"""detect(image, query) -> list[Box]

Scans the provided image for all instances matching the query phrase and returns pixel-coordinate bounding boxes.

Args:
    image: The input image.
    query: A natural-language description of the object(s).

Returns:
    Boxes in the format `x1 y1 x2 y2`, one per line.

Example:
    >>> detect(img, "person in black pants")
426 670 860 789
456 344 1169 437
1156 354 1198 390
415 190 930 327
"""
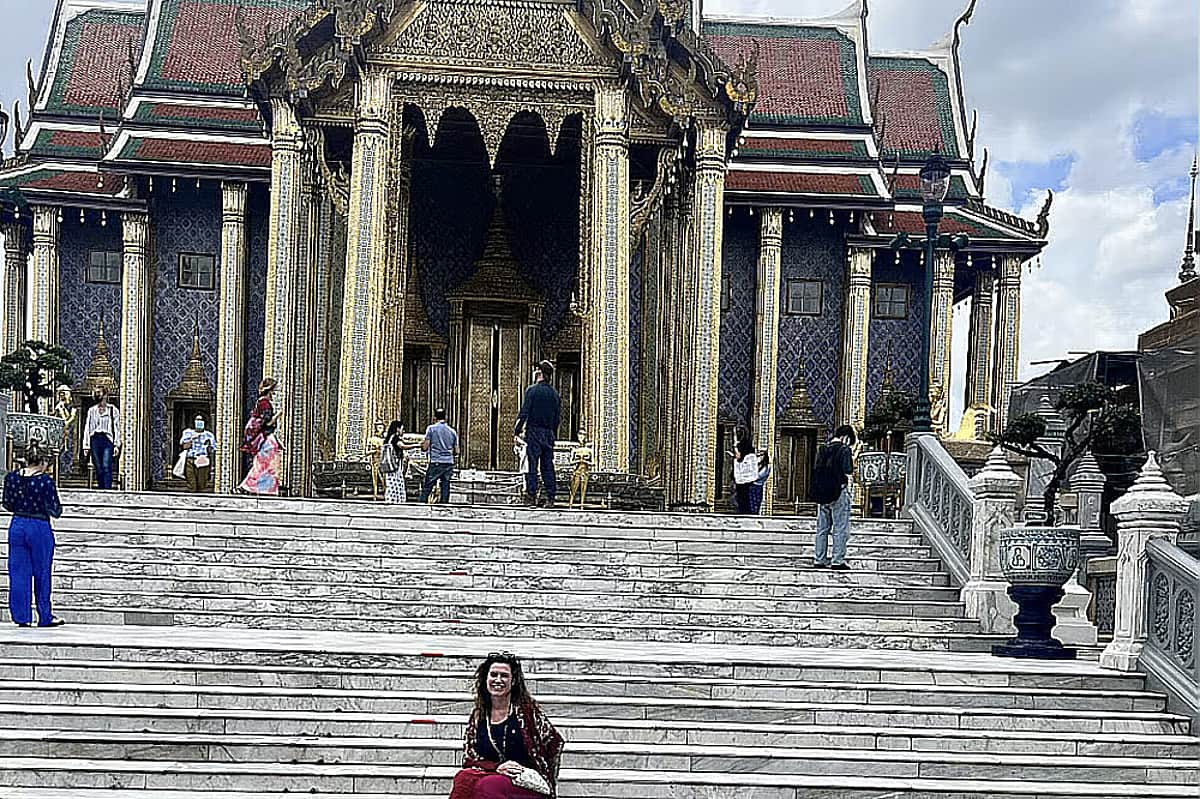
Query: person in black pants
515 360 561 507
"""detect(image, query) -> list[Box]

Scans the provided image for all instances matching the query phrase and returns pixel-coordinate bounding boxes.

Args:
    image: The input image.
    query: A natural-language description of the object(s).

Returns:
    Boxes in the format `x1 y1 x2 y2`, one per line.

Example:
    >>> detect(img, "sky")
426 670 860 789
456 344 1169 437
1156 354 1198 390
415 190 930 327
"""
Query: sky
0 0 1196 425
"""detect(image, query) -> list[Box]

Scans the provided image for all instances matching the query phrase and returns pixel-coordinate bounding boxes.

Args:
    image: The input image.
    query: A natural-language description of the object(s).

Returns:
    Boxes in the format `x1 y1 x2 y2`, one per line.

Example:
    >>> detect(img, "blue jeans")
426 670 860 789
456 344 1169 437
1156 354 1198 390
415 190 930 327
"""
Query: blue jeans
7 516 55 626
91 433 115 490
420 462 454 504
814 487 851 566
524 427 557 501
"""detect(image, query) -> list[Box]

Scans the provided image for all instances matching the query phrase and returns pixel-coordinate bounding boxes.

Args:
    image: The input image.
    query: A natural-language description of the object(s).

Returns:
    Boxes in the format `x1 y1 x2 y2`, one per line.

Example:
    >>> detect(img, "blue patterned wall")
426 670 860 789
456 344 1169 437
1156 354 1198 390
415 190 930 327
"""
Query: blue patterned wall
718 212 756 425
57 213 124 472
776 217 846 434
867 251 926 409
149 184 222 481
243 186 269 420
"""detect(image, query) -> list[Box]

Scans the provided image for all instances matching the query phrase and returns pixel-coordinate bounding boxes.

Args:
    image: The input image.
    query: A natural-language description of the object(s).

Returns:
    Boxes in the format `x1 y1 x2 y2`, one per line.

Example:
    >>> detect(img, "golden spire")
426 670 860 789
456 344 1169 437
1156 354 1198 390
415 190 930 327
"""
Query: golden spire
82 319 117 394
779 356 819 430
1180 154 1197 283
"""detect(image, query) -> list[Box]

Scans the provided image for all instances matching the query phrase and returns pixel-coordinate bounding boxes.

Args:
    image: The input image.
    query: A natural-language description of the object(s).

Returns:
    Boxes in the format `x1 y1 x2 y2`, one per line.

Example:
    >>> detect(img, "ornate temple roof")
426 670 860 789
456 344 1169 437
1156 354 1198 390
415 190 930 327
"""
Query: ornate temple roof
869 54 964 160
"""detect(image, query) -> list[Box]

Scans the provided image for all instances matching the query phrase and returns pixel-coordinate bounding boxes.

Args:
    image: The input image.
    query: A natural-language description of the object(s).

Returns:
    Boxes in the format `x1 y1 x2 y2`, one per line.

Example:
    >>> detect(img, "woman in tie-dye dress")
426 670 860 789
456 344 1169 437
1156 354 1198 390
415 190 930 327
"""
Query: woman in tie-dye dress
238 378 282 496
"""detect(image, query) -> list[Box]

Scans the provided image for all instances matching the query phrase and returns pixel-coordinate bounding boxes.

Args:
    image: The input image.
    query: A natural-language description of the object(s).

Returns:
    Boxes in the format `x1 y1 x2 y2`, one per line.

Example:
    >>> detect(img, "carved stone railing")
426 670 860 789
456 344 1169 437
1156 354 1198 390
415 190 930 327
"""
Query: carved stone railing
905 433 974 585
1144 538 1198 721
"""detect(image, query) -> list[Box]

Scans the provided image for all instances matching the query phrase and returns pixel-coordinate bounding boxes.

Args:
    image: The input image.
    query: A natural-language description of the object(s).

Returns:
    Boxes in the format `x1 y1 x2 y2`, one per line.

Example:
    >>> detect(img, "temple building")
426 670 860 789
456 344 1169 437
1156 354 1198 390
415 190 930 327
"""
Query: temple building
0 0 1048 507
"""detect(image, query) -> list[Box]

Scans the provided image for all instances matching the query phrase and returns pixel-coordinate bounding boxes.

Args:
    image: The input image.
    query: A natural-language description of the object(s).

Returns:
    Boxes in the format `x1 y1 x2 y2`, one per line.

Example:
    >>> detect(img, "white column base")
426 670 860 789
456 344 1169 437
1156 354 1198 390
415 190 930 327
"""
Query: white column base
1052 575 1098 646
961 579 1016 634
1099 639 1144 672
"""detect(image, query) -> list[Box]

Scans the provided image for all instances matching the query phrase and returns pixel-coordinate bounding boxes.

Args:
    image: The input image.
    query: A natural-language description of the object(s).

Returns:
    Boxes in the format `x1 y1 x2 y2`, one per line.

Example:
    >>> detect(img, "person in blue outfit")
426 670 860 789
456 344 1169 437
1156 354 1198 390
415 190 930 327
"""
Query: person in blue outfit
4 443 65 628
514 360 561 508
420 408 459 504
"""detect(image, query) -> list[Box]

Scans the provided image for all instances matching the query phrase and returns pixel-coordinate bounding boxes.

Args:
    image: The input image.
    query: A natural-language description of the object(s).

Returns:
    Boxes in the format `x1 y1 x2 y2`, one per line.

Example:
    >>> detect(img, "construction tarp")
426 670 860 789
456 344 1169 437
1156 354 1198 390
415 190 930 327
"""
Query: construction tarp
1138 335 1200 498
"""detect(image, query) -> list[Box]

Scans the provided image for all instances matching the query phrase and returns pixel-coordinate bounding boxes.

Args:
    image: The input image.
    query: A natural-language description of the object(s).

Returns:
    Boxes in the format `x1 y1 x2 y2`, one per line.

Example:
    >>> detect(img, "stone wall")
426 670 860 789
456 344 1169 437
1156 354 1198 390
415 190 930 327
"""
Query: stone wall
718 212 756 426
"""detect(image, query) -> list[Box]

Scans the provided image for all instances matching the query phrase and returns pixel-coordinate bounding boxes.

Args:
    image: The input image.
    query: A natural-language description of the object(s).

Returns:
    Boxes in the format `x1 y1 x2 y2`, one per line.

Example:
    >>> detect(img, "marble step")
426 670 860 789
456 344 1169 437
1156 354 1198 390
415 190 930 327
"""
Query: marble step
0 680 1181 733
0 732 1193 785
4 704 1193 759
3 758 1198 798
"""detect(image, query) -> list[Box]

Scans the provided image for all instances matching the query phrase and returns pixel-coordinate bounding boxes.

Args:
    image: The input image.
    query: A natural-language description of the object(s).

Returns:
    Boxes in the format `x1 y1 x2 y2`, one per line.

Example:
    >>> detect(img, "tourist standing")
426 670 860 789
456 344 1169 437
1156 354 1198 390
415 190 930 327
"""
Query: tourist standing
179 415 216 493
420 408 458 504
83 386 120 490
514 360 561 507
448 652 563 799
380 420 417 504
4 444 65 628
811 424 856 571
750 450 771 515
729 425 758 514
239 378 282 496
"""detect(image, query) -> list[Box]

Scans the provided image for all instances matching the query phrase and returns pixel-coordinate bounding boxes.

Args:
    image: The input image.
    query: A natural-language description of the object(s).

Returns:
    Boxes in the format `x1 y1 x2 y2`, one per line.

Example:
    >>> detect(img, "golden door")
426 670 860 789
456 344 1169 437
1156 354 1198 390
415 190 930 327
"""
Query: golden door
463 317 527 470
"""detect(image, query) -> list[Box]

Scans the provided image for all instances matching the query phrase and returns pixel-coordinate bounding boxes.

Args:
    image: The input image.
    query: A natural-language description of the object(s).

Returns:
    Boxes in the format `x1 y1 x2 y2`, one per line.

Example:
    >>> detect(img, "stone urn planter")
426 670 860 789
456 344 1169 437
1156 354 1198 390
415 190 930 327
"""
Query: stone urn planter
993 524 1081 659
7 412 66 456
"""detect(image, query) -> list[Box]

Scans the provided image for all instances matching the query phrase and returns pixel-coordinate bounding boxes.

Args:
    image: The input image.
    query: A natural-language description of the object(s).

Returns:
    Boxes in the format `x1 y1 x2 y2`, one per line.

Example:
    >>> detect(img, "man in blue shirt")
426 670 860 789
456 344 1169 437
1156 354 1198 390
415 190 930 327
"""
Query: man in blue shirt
420 408 459 504
515 360 561 507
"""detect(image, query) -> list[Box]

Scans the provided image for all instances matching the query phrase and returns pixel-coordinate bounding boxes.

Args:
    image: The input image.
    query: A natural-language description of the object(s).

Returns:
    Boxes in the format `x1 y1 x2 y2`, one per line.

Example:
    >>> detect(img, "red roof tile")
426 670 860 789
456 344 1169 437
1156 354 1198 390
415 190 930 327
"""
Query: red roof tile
704 21 864 127
869 57 959 158
43 9 144 118
133 102 263 132
118 136 272 168
874 210 1015 239
0 168 124 197
727 170 878 196
29 129 109 159
737 136 869 161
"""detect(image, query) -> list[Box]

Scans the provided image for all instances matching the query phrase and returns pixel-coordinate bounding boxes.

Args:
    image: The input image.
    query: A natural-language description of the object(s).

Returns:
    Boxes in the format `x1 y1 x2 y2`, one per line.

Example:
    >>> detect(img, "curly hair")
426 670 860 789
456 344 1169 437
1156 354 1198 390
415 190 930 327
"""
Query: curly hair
472 652 532 717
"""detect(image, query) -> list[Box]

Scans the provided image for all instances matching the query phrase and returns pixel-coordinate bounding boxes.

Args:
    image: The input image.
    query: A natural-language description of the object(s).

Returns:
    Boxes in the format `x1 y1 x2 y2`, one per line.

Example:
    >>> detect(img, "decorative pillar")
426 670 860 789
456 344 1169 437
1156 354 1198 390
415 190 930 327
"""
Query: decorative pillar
336 68 391 460
1100 452 1188 671
376 123 413 427
678 119 728 507
119 211 152 491
929 251 956 435
1073 450 1111 557
752 207 783 513
637 207 664 473
991 254 1022 427
588 82 631 472
214 181 248 494
964 268 996 435
838 247 873 431
29 206 60 344
2 224 27 354
304 158 334 470
962 447 1020 633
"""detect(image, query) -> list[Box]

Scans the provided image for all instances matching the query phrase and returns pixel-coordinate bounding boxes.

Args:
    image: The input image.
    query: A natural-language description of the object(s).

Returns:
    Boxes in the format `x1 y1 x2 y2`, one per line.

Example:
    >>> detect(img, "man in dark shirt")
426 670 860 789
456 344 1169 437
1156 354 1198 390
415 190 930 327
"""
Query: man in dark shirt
812 424 857 571
515 360 561 507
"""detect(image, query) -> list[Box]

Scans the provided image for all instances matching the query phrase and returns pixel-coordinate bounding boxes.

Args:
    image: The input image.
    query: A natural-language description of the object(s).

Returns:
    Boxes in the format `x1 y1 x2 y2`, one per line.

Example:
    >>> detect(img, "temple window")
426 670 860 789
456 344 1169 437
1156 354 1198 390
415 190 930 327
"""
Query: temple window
720 273 731 313
784 279 822 316
178 253 216 290
85 250 122 285
874 283 910 320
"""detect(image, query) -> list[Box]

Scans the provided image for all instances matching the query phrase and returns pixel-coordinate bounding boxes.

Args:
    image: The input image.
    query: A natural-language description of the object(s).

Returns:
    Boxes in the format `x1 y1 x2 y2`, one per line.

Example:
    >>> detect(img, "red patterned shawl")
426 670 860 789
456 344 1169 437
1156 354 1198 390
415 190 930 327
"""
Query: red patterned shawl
457 701 564 797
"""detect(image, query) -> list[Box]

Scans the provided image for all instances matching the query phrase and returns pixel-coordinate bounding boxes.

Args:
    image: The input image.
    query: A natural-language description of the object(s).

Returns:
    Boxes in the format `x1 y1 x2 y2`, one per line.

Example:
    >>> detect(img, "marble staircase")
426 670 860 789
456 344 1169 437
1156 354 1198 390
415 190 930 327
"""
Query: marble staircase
0 492 1196 798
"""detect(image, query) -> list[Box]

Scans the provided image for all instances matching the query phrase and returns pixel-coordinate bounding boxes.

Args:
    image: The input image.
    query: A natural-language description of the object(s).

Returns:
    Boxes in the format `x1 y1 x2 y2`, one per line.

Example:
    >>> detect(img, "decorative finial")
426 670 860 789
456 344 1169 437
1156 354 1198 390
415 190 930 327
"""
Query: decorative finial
1126 451 1172 495
1179 155 1197 283
1035 189 1053 238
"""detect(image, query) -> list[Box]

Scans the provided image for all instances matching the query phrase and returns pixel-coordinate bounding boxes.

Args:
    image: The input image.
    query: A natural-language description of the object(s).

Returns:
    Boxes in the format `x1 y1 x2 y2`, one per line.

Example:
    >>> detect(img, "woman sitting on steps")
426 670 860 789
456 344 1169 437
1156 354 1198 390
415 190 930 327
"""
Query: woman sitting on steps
449 652 564 799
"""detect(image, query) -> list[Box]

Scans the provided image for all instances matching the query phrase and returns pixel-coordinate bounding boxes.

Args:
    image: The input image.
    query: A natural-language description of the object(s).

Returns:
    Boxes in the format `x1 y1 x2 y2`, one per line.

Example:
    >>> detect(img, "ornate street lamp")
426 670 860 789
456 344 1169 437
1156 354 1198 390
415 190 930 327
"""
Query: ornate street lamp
891 152 968 434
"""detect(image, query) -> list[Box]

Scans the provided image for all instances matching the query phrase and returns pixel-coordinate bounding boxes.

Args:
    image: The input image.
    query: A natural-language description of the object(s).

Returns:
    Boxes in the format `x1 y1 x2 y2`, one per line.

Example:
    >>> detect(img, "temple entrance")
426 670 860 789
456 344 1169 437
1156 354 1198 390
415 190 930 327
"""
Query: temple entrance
462 311 531 470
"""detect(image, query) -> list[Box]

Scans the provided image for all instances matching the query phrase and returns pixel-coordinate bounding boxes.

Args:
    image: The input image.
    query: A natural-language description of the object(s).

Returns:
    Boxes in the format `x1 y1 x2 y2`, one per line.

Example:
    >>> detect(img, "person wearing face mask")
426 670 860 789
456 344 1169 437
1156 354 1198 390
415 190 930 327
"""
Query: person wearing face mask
178 415 217 493
83 386 121 490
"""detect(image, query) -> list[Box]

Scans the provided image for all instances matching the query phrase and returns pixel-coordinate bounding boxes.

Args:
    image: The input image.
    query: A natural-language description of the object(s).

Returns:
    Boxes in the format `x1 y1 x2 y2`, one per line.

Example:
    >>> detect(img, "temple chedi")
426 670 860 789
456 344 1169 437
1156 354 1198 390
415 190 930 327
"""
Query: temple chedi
0 0 1048 506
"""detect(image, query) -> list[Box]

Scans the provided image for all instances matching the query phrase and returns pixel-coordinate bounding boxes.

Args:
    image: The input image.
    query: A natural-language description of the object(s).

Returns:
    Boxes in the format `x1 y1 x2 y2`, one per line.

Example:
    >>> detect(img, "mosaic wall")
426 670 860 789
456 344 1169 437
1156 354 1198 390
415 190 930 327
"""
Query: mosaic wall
866 251 926 408
244 186 269 420
57 213 124 472
148 184 222 481
718 212 757 425
776 217 846 434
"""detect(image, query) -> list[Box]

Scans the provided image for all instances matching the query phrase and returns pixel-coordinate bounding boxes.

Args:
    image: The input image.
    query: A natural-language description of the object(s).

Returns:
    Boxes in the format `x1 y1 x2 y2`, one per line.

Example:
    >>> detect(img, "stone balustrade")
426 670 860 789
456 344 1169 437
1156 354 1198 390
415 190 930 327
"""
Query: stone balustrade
905 432 976 586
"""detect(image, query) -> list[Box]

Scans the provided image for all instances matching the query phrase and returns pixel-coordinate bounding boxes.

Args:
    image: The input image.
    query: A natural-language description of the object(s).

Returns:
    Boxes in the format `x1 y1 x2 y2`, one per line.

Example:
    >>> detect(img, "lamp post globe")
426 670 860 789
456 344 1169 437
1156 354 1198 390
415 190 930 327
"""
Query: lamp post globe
914 152 951 434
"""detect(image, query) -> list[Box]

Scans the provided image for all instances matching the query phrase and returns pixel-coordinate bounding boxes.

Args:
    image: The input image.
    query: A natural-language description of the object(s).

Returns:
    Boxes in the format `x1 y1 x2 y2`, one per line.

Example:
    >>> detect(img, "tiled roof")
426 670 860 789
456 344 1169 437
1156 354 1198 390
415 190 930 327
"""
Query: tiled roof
873 209 1025 240
28 128 109 160
141 0 309 96
130 101 263 133
726 170 880 197
869 56 959 158
42 8 144 118
115 135 272 168
704 21 864 127
0 167 124 197
737 135 871 162
890 173 972 202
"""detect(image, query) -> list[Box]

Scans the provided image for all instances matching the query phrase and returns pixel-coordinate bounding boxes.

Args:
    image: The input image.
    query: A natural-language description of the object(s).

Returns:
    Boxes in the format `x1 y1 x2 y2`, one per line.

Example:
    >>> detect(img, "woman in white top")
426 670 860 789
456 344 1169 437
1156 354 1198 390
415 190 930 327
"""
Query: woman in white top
83 387 121 490
729 425 759 515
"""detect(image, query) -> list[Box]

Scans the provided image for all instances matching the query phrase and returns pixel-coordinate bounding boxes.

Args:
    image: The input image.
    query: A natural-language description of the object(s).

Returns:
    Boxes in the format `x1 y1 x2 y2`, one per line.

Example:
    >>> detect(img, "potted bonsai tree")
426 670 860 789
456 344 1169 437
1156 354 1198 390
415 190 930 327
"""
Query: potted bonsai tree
988 382 1142 659
0 340 74 454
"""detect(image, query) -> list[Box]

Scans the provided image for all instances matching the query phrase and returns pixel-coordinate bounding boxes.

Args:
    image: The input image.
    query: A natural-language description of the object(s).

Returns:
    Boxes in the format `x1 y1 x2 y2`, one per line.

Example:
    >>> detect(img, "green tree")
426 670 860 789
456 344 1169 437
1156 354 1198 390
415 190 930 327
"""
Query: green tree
991 383 1142 522
0 340 74 414
862 390 915 451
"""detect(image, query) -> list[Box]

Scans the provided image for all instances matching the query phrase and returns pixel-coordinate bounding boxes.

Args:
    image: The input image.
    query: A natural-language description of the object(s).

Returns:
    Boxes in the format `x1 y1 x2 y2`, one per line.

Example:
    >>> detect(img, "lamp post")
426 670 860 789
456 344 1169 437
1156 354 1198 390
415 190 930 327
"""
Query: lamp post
891 153 967 434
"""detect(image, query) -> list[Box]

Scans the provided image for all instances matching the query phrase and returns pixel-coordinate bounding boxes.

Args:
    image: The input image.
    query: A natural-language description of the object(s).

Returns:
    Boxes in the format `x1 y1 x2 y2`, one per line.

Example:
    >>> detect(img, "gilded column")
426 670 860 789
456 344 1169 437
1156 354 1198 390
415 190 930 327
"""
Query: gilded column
119 211 152 491
306 171 334 465
288 158 320 496
838 247 873 431
29 207 60 344
337 67 391 459
588 82 631 472
215 181 248 493
262 97 305 486
2 224 27 353
679 120 728 507
752 207 783 513
964 267 996 435
991 254 1023 428
638 207 664 473
377 123 412 426
929 250 956 435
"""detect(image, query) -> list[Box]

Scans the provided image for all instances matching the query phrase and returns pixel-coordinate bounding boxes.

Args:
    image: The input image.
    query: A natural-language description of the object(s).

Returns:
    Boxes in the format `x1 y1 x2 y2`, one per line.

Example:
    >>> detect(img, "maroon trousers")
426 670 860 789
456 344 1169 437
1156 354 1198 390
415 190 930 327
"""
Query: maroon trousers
450 768 544 799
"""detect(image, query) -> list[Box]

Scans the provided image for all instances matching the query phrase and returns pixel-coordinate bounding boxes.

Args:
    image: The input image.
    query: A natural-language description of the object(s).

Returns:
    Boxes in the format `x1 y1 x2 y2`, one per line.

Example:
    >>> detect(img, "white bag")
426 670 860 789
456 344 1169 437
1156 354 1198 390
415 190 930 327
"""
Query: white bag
172 452 188 480
512 767 551 795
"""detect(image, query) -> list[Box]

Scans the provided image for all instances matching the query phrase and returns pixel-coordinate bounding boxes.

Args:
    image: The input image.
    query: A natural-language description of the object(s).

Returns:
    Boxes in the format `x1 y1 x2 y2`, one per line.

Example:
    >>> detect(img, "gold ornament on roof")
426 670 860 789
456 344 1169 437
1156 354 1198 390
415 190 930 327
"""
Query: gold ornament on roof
73 319 118 401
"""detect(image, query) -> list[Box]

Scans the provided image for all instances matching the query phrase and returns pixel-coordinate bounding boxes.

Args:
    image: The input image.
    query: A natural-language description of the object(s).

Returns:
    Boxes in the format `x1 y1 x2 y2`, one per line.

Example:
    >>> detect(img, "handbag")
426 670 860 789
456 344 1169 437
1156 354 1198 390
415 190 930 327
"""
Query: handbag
172 452 188 480
512 767 551 795
379 444 400 474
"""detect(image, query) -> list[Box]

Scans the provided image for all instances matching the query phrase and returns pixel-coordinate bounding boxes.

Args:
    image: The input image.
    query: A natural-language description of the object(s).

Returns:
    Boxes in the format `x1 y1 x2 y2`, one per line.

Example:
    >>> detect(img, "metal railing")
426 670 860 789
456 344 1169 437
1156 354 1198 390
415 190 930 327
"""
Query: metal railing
906 434 974 584
1144 538 1199 717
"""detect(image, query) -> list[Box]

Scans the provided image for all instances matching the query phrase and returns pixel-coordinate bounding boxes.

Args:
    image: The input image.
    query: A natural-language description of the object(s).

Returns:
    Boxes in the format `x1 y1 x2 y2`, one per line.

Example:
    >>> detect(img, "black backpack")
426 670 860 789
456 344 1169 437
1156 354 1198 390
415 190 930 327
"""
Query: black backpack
810 442 847 505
